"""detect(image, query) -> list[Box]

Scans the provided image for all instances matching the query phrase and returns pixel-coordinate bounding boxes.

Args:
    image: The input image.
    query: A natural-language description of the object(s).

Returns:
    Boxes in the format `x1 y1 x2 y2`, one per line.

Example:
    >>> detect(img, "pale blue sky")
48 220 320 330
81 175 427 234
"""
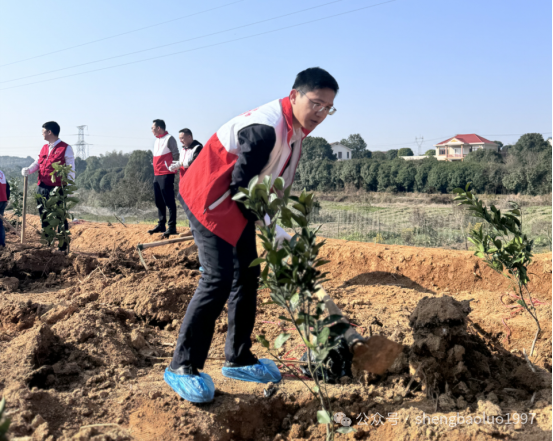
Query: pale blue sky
0 0 551 158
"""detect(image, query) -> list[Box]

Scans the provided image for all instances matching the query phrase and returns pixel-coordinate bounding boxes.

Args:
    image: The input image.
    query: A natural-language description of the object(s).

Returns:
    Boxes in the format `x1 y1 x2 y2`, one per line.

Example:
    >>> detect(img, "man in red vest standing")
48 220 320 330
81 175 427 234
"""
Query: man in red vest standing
149 119 179 238
164 67 339 403
0 169 10 247
22 121 75 250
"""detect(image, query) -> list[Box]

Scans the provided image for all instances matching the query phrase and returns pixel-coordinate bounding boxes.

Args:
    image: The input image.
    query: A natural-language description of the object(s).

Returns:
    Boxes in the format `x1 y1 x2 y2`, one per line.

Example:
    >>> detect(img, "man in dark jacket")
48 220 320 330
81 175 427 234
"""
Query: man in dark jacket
165 67 339 403
169 128 203 210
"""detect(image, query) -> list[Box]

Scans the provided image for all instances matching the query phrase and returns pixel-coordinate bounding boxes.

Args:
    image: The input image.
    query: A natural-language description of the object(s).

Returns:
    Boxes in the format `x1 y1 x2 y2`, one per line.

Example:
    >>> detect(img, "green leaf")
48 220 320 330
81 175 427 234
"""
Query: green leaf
248 176 259 191
312 385 319 393
256 334 270 349
249 257 265 267
0 397 5 414
232 192 247 201
274 332 291 349
517 299 527 308
278 315 292 322
316 410 331 424
317 327 330 345
273 177 285 191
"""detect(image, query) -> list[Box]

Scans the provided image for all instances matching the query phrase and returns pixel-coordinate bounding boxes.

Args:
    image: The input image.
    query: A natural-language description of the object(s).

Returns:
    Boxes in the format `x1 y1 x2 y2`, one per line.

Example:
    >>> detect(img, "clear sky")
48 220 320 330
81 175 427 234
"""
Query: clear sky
0 0 551 158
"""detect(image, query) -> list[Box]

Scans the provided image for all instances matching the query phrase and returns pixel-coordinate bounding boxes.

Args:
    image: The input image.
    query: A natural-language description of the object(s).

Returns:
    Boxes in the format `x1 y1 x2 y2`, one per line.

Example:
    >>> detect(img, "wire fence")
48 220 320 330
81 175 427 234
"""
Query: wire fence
301 204 553 253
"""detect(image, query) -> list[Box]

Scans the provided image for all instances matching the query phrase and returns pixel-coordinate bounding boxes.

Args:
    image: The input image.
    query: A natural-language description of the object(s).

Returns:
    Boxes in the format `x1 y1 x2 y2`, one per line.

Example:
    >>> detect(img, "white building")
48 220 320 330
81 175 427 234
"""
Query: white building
330 142 352 160
434 134 499 161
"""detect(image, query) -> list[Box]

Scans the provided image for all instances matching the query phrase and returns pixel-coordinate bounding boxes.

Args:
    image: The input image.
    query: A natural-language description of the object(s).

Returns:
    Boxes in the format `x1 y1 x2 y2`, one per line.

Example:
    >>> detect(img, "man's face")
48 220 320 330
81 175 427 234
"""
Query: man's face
42 128 54 141
290 87 336 132
179 133 193 147
151 123 164 137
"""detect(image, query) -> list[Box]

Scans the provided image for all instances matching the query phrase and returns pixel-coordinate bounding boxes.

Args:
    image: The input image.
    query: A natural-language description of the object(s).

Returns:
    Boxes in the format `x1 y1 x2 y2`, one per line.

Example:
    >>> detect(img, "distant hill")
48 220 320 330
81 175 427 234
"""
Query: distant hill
0 156 35 170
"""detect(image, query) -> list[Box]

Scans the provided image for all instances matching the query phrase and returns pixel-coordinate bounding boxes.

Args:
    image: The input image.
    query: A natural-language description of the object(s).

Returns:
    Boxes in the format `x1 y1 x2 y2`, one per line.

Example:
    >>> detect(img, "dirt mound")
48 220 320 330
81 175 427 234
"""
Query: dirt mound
406 296 534 409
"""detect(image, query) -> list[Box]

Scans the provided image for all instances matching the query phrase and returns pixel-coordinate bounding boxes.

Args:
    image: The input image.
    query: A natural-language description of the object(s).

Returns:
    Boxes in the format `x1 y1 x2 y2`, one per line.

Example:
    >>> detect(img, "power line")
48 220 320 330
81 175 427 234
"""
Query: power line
0 0 398 91
0 0 246 68
1 0 351 84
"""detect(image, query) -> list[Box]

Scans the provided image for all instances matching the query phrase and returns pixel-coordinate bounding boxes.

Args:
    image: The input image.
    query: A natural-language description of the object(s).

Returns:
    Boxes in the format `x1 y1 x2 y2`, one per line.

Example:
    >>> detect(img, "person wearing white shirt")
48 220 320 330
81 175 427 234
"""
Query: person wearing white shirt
21 121 75 250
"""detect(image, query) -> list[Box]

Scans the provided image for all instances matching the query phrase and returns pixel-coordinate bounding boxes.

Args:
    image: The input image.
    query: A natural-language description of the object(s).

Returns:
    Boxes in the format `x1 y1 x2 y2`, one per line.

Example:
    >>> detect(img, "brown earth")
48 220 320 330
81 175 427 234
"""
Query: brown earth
0 216 551 441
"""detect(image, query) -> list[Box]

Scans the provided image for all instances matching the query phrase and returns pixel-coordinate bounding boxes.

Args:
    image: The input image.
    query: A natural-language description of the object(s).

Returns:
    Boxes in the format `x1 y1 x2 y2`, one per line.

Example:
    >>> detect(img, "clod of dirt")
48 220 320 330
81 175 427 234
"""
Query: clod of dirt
72 255 98 276
409 295 471 329
407 295 528 403
0 276 19 292
13 247 72 275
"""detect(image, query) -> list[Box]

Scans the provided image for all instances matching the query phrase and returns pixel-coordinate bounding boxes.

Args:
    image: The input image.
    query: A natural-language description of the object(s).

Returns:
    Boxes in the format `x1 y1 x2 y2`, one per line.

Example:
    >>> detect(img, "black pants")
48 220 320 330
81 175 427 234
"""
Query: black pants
153 174 177 228
170 203 260 370
37 183 69 249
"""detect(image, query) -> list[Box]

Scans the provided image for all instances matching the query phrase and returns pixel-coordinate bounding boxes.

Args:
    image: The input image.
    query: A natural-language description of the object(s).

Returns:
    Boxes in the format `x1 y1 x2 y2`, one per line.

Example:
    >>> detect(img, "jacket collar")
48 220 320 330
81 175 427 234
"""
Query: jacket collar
280 96 311 144
183 139 202 150
156 131 169 139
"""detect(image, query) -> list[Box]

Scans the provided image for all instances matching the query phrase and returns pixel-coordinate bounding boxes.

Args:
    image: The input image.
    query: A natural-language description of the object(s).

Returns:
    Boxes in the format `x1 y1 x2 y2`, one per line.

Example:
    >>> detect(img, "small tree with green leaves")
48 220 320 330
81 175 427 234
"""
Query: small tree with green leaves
7 177 23 228
233 176 355 440
453 184 541 360
0 397 10 441
36 162 79 252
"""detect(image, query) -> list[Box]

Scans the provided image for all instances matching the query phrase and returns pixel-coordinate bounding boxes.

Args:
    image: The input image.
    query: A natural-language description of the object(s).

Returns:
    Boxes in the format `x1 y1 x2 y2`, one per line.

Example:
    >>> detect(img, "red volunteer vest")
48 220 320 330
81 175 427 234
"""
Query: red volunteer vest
153 133 177 176
180 97 309 246
0 170 7 202
38 142 68 187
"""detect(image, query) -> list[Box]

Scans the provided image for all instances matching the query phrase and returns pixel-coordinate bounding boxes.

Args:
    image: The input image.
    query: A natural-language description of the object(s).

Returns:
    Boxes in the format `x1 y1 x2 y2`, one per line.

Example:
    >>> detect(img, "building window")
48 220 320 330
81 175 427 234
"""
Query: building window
439 148 446 155
347 152 350 159
338 152 342 159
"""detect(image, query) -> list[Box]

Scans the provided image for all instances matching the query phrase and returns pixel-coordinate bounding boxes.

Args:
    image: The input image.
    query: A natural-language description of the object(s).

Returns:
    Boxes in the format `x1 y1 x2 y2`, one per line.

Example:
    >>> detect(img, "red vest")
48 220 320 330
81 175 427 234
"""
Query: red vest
38 142 68 187
0 170 7 202
180 97 309 246
153 133 177 176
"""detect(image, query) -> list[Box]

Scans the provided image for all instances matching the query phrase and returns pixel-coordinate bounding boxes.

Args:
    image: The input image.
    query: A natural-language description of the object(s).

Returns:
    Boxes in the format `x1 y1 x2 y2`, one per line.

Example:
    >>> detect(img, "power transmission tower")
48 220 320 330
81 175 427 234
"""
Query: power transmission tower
415 136 424 156
75 125 90 159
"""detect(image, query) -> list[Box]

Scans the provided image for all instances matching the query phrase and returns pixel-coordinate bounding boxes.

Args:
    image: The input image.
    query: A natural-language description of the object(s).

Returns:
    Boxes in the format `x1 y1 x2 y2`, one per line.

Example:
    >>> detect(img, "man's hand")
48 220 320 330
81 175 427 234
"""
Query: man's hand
21 167 30 177
167 161 180 172
275 225 292 248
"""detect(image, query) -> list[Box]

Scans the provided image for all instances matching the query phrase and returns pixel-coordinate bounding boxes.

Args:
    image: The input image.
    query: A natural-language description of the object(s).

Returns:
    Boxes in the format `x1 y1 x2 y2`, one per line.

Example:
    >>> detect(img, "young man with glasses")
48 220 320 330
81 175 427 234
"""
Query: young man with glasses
165 67 339 403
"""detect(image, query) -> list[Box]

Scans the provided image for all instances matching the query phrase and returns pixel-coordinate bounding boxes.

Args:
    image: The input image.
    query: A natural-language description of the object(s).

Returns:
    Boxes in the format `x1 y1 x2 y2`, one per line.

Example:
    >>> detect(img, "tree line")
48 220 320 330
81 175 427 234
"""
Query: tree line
295 133 551 195
23 132 548 209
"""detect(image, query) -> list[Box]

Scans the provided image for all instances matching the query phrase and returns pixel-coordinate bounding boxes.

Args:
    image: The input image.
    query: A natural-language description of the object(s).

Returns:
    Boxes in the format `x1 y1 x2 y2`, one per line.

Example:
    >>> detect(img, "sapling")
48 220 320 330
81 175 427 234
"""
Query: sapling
453 184 541 363
36 162 79 252
233 176 355 440
7 177 23 228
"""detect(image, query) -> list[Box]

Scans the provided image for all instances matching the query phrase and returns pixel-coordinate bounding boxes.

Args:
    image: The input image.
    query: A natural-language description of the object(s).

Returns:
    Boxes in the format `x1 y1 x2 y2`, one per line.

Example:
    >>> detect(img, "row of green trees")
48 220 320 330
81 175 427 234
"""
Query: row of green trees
72 133 550 202
295 133 551 195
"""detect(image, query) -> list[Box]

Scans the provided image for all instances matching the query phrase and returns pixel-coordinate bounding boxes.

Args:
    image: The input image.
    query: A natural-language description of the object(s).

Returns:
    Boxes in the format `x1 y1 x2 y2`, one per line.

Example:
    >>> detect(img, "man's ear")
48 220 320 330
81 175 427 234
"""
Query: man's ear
289 89 298 105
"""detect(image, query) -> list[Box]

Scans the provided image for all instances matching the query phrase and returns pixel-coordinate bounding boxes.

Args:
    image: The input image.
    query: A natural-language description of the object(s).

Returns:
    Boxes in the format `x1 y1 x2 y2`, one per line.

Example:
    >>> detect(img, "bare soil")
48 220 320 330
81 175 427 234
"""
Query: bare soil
0 216 551 441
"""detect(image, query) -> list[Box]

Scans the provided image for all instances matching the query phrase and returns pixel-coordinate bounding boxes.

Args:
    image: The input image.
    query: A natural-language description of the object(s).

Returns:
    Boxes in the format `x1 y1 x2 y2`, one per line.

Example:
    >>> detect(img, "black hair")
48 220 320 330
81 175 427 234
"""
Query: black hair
179 128 193 137
293 67 339 94
153 119 166 131
42 121 60 137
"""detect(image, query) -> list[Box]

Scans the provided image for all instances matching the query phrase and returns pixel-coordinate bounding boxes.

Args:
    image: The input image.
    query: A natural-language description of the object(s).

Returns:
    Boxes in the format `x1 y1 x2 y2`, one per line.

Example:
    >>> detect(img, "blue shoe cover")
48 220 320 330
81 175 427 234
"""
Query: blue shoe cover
221 358 282 383
164 368 215 403
199 266 204 273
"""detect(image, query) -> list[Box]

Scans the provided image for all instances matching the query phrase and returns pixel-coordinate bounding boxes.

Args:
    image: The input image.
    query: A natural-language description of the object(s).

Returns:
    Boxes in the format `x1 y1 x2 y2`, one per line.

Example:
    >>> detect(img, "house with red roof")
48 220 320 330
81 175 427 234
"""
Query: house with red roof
434 134 499 161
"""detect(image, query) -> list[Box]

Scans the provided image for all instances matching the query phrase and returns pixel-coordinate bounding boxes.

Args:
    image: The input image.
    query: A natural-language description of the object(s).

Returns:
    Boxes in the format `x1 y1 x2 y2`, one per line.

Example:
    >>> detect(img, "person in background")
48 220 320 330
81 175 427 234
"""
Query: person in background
0 169 10 247
169 128 203 211
149 119 179 238
165 67 339 403
21 121 75 251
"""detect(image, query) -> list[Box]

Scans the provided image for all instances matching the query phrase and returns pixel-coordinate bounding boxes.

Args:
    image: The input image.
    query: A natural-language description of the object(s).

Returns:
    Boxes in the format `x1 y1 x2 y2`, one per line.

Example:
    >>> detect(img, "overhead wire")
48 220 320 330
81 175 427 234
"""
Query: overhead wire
0 0 398 91
0 0 246 67
1 0 354 84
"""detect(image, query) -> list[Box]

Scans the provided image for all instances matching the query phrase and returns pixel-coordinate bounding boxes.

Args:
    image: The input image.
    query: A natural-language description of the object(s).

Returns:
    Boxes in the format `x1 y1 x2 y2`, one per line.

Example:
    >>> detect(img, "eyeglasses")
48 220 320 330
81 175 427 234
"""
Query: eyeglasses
298 90 337 115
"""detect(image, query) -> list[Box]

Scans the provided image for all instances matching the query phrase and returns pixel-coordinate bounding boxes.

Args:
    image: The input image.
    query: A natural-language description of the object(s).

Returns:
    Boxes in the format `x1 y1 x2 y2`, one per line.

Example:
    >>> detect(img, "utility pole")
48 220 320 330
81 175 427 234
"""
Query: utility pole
415 136 424 156
75 125 89 159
